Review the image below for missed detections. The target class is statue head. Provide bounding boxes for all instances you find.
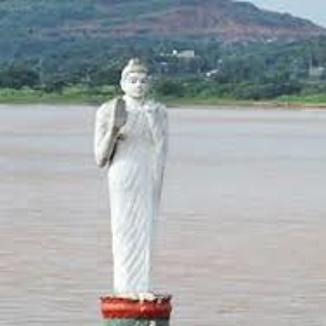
[120,58,150,100]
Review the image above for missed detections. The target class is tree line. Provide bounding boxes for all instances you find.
[0,36,326,100]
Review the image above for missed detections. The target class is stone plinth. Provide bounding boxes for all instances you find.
[100,295,172,323]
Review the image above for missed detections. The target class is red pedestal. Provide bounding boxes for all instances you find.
[100,295,172,320]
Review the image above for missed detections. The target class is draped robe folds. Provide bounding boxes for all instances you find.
[94,96,168,294]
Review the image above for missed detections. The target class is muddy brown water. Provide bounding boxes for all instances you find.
[0,104,326,325]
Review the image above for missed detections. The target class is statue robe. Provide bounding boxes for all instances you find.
[94,95,168,293]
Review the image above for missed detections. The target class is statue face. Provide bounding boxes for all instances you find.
[121,72,149,100]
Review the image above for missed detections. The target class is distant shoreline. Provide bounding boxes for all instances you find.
[165,98,326,109]
[0,89,325,109]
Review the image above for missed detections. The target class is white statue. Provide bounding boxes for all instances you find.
[94,59,168,301]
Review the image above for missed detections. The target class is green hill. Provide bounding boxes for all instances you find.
[0,0,325,60]
[1,0,326,105]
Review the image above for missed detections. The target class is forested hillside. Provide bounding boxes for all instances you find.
[0,0,325,60]
[0,0,325,104]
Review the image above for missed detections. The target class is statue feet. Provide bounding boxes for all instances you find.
[114,292,157,302]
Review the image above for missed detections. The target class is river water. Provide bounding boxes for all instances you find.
[0,104,326,326]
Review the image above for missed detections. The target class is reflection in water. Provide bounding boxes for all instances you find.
[102,319,169,326]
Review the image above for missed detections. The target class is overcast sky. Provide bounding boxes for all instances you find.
[246,0,326,27]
